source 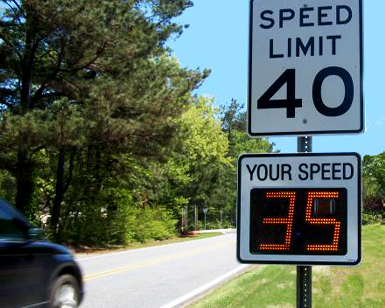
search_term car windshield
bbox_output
[0,200,30,241]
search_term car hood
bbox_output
[26,240,73,255]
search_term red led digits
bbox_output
[305,191,341,251]
[250,188,347,255]
[260,191,296,251]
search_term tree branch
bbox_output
[0,32,22,59]
[0,87,16,96]
[20,9,42,112]
[10,0,22,12]
[30,144,46,156]
[0,87,16,109]
[0,100,14,109]
[0,20,17,27]
[30,39,66,108]
[59,42,107,75]
[39,91,66,100]
[4,1,23,26]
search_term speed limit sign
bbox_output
[248,0,363,136]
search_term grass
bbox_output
[187,225,385,308]
[75,232,223,255]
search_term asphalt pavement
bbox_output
[76,232,247,308]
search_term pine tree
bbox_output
[0,0,209,224]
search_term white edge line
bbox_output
[158,264,250,308]
[21,301,49,308]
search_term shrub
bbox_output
[363,197,384,225]
[362,213,383,225]
[126,206,177,243]
[58,187,177,247]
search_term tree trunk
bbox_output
[51,147,77,237]
[51,147,66,232]
[14,149,35,216]
[20,6,39,114]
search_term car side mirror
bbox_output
[27,228,44,241]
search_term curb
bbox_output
[196,229,236,234]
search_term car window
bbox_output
[0,207,28,242]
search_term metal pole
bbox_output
[185,206,188,230]
[204,214,207,230]
[220,210,223,228]
[297,136,312,308]
[297,136,312,153]
[297,266,312,308]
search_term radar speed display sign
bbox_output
[237,153,361,265]
[248,0,363,136]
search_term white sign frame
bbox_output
[237,153,361,265]
[248,0,363,136]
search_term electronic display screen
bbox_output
[249,188,347,255]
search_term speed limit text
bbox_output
[259,5,353,58]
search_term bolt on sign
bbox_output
[248,0,363,136]
[237,153,361,265]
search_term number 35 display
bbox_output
[250,188,347,254]
[248,0,363,136]
[237,153,361,265]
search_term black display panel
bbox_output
[250,188,347,255]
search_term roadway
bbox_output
[76,231,247,308]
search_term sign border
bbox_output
[247,0,364,137]
[237,152,362,265]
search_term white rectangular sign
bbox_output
[248,0,363,136]
[237,153,361,265]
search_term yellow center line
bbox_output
[84,239,235,281]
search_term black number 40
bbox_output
[257,67,354,118]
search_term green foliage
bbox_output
[54,185,177,246]
[0,0,277,246]
[0,0,209,245]
[205,220,234,230]
[362,152,385,224]
[362,213,383,225]
[363,153,385,199]
[177,97,229,164]
[0,170,16,204]
[213,99,274,228]
[221,99,275,156]
[142,96,234,225]
[126,206,178,243]
[175,97,231,208]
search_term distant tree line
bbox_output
[362,152,385,224]
[0,0,274,246]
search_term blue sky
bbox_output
[168,0,384,157]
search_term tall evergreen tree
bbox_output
[0,0,209,224]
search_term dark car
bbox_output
[0,199,84,308]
